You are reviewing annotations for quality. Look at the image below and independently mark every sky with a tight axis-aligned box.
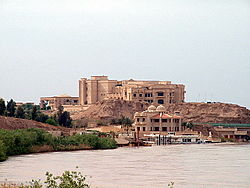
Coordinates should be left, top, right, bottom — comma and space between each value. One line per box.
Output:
0, 0, 250, 108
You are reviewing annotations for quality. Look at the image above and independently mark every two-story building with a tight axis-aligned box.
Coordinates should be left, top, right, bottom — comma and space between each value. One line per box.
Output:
134, 105, 183, 137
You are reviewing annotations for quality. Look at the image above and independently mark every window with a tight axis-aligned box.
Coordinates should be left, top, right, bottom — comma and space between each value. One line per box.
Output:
154, 127, 159, 131
145, 93, 152, 97
139, 94, 142, 97
162, 127, 167, 131
158, 99, 164, 104
137, 118, 140, 122
137, 127, 140, 131
154, 119, 159, 122
133, 94, 136, 97
157, 92, 164, 96
143, 127, 146, 131
142, 118, 145, 122
162, 119, 168, 122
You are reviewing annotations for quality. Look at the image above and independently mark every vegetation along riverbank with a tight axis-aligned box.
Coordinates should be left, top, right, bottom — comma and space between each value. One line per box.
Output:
0, 128, 117, 162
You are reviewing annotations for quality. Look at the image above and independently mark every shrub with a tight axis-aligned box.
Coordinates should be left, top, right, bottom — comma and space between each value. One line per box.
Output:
0, 128, 52, 156
0, 140, 7, 161
0, 129, 117, 162
19, 169, 89, 188
46, 118, 57, 126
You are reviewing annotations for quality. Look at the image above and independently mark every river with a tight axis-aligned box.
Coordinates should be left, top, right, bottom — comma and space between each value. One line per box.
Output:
0, 143, 250, 187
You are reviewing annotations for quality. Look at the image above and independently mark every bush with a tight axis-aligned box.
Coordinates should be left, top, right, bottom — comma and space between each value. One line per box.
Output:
0, 140, 7, 161
0, 128, 53, 156
19, 169, 89, 188
0, 129, 117, 162
46, 118, 57, 126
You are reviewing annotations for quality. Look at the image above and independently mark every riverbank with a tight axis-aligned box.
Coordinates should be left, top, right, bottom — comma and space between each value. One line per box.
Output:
0, 128, 117, 162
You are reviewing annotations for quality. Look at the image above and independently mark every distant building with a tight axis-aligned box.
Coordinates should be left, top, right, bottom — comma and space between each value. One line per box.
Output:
16, 102, 35, 107
40, 95, 79, 110
213, 124, 250, 141
133, 105, 183, 135
79, 76, 185, 105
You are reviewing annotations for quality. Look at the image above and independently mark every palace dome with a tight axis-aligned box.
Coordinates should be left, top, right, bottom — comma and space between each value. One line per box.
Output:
156, 105, 166, 112
147, 105, 156, 111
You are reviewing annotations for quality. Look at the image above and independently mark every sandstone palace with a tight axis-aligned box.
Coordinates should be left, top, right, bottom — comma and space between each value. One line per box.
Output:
40, 76, 185, 110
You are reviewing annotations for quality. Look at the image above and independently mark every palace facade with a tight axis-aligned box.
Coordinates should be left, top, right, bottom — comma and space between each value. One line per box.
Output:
79, 76, 185, 105
40, 76, 185, 110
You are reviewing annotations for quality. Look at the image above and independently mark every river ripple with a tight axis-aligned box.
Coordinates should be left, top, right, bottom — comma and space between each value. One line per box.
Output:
0, 143, 250, 188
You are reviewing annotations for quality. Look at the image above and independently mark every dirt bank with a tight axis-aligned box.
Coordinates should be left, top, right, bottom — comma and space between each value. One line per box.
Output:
0, 116, 66, 131
72, 100, 250, 124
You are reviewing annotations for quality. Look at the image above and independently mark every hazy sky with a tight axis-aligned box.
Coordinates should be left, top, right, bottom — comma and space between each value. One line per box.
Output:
0, 0, 250, 108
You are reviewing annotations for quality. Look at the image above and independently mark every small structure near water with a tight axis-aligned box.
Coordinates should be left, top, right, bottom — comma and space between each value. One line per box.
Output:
134, 105, 183, 137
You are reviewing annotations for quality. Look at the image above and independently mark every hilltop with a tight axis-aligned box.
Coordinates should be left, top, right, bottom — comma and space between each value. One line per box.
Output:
71, 100, 148, 120
165, 102, 250, 124
72, 100, 250, 124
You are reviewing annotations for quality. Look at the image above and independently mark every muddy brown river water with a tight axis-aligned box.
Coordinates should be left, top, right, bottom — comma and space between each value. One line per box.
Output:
0, 143, 250, 187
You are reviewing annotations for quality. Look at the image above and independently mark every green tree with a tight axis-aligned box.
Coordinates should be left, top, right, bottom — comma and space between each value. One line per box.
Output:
58, 111, 72, 128
121, 117, 133, 134
46, 118, 57, 126
22, 103, 34, 110
57, 105, 64, 117
182, 122, 194, 129
6, 99, 16, 117
15, 106, 25, 119
0, 98, 6, 116
35, 113, 49, 123
31, 106, 38, 120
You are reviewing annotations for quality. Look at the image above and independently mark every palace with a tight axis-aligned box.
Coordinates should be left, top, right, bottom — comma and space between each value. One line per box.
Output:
79, 76, 185, 105
40, 76, 185, 110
